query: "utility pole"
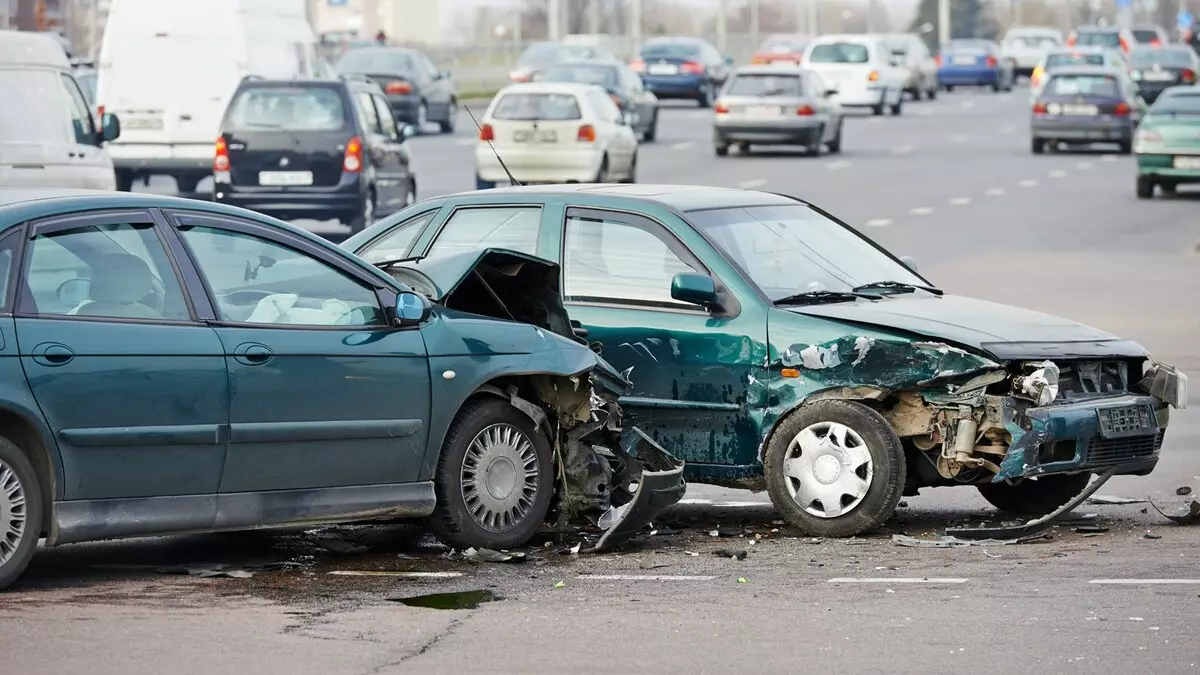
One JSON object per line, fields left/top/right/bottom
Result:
{"left": 806, "top": 0, "right": 818, "bottom": 34}
{"left": 548, "top": 0, "right": 560, "bottom": 40}
{"left": 716, "top": 0, "right": 727, "bottom": 52}
{"left": 749, "top": 0, "right": 759, "bottom": 45}
{"left": 630, "top": 0, "right": 641, "bottom": 53}
{"left": 938, "top": 0, "right": 951, "bottom": 45}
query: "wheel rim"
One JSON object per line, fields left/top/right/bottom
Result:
{"left": 783, "top": 422, "right": 873, "bottom": 518}
{"left": 460, "top": 423, "right": 540, "bottom": 533}
{"left": 0, "top": 460, "right": 27, "bottom": 566}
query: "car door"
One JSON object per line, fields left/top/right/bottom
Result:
{"left": 167, "top": 211, "right": 432, "bottom": 494}
{"left": 588, "top": 90, "right": 635, "bottom": 174}
{"left": 419, "top": 54, "right": 451, "bottom": 118}
{"left": 353, "top": 90, "right": 404, "bottom": 215}
{"left": 369, "top": 92, "right": 414, "bottom": 213}
{"left": 58, "top": 72, "right": 113, "bottom": 190}
{"left": 555, "top": 207, "right": 768, "bottom": 468}
{"left": 13, "top": 211, "right": 228, "bottom": 504}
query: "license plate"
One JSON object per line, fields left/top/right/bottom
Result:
{"left": 1096, "top": 405, "right": 1155, "bottom": 438}
{"left": 953, "top": 55, "right": 977, "bottom": 65}
{"left": 123, "top": 117, "right": 163, "bottom": 130}
{"left": 648, "top": 63, "right": 679, "bottom": 75}
{"left": 745, "top": 105, "right": 782, "bottom": 117}
{"left": 1174, "top": 156, "right": 1200, "bottom": 169}
{"left": 1144, "top": 71, "right": 1174, "bottom": 81}
{"left": 1062, "top": 104, "right": 1099, "bottom": 116}
{"left": 513, "top": 130, "right": 557, "bottom": 143}
{"left": 258, "top": 171, "right": 313, "bottom": 186}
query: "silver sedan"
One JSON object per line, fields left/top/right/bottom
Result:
{"left": 712, "top": 65, "right": 845, "bottom": 157}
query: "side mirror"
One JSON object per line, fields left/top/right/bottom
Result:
{"left": 401, "top": 124, "right": 417, "bottom": 139}
{"left": 394, "top": 290, "right": 431, "bottom": 326}
{"left": 570, "top": 319, "right": 589, "bottom": 338}
{"left": 57, "top": 277, "right": 90, "bottom": 307}
{"left": 899, "top": 256, "right": 919, "bottom": 273}
{"left": 670, "top": 272, "right": 719, "bottom": 308}
{"left": 100, "top": 112, "right": 120, "bottom": 143}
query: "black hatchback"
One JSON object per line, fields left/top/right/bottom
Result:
{"left": 213, "top": 76, "right": 418, "bottom": 233}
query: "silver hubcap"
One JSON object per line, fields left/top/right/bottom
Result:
{"left": 461, "top": 423, "right": 539, "bottom": 532}
{"left": 783, "top": 422, "right": 873, "bottom": 519}
{"left": 0, "top": 461, "right": 27, "bottom": 566}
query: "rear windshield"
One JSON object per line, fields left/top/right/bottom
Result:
{"left": 337, "top": 49, "right": 414, "bottom": 73}
{"left": 1046, "top": 52, "right": 1106, "bottom": 68}
{"left": 1132, "top": 29, "right": 1161, "bottom": 43}
{"left": 1153, "top": 92, "right": 1200, "bottom": 113}
{"left": 1074, "top": 31, "right": 1121, "bottom": 48}
{"left": 808, "top": 42, "right": 869, "bottom": 64}
{"left": 226, "top": 86, "right": 348, "bottom": 131}
{"left": 491, "top": 92, "right": 582, "bottom": 121}
{"left": 0, "top": 69, "right": 75, "bottom": 144}
{"left": 1131, "top": 49, "right": 1194, "bottom": 68}
{"left": 641, "top": 42, "right": 702, "bottom": 59}
{"left": 520, "top": 43, "right": 600, "bottom": 65}
{"left": 726, "top": 73, "right": 804, "bottom": 96}
{"left": 1045, "top": 74, "right": 1120, "bottom": 97}
{"left": 761, "top": 36, "right": 808, "bottom": 53}
{"left": 539, "top": 64, "right": 620, "bottom": 89}
{"left": 1006, "top": 35, "right": 1060, "bottom": 47}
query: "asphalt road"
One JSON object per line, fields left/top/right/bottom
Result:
{"left": 6, "top": 85, "right": 1199, "bottom": 675}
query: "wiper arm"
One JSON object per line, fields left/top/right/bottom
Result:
{"left": 851, "top": 280, "right": 943, "bottom": 296}
{"left": 372, "top": 256, "right": 418, "bottom": 269}
{"left": 773, "top": 290, "right": 866, "bottom": 306}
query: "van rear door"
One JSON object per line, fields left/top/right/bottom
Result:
{"left": 0, "top": 68, "right": 93, "bottom": 188}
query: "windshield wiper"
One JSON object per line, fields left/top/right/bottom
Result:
{"left": 372, "top": 256, "right": 418, "bottom": 269}
{"left": 850, "top": 280, "right": 943, "bottom": 296}
{"left": 773, "top": 290, "right": 866, "bottom": 306}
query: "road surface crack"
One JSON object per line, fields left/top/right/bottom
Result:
{"left": 364, "top": 613, "right": 472, "bottom": 674}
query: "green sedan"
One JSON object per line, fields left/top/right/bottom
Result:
{"left": 347, "top": 184, "right": 1188, "bottom": 539}
{"left": 1135, "top": 85, "right": 1200, "bottom": 197}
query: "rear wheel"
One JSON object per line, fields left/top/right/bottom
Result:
{"left": 908, "top": 87, "right": 921, "bottom": 101}
{"left": 871, "top": 100, "right": 885, "bottom": 116}
{"left": 1031, "top": 137, "right": 1045, "bottom": 154}
{"left": 805, "top": 126, "right": 824, "bottom": 157}
{"left": 0, "top": 436, "right": 43, "bottom": 591}
{"left": 1136, "top": 175, "right": 1155, "bottom": 199}
{"left": 621, "top": 151, "right": 637, "bottom": 183}
{"left": 115, "top": 170, "right": 134, "bottom": 192}
{"left": 976, "top": 473, "right": 1092, "bottom": 517}
{"left": 826, "top": 121, "right": 843, "bottom": 154}
{"left": 438, "top": 100, "right": 456, "bottom": 133}
{"left": 890, "top": 98, "right": 903, "bottom": 116}
{"left": 594, "top": 155, "right": 610, "bottom": 183}
{"left": 416, "top": 101, "right": 428, "bottom": 133}
{"left": 347, "top": 189, "right": 375, "bottom": 233}
{"left": 944, "top": 84, "right": 955, "bottom": 92}
{"left": 475, "top": 174, "right": 497, "bottom": 190}
{"left": 714, "top": 143, "right": 729, "bottom": 157}
{"left": 642, "top": 111, "right": 658, "bottom": 142}
{"left": 1118, "top": 139, "right": 1133, "bottom": 155}
{"left": 697, "top": 82, "right": 713, "bottom": 108}
{"left": 1161, "top": 182, "right": 1177, "bottom": 195}
{"left": 174, "top": 175, "right": 200, "bottom": 194}
{"left": 927, "top": 85, "right": 937, "bottom": 100}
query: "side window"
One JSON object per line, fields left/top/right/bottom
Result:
{"left": 355, "top": 91, "right": 382, "bottom": 134}
{"left": 372, "top": 95, "right": 399, "bottom": 139}
{"left": 563, "top": 212, "right": 700, "bottom": 308}
{"left": 22, "top": 221, "right": 189, "bottom": 320}
{"left": 357, "top": 210, "right": 438, "bottom": 263}
{"left": 177, "top": 222, "right": 385, "bottom": 327}
{"left": 0, "top": 233, "right": 20, "bottom": 313}
{"left": 60, "top": 74, "right": 96, "bottom": 144}
{"left": 427, "top": 207, "right": 541, "bottom": 257}
{"left": 590, "top": 90, "right": 619, "bottom": 122}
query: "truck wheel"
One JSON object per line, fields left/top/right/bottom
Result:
{"left": 976, "top": 473, "right": 1092, "bottom": 517}
{"left": 429, "top": 398, "right": 554, "bottom": 551}
{"left": 0, "top": 437, "right": 43, "bottom": 591}
{"left": 175, "top": 176, "right": 200, "bottom": 194}
{"left": 764, "top": 400, "right": 905, "bottom": 538}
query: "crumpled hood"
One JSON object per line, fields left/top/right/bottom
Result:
{"left": 788, "top": 294, "right": 1148, "bottom": 360}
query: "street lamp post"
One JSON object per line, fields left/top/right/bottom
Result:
{"left": 938, "top": 0, "right": 951, "bottom": 45}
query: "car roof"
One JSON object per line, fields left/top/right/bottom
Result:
{"left": 0, "top": 29, "right": 70, "bottom": 69}
{"left": 542, "top": 59, "right": 621, "bottom": 70}
{"left": 443, "top": 184, "right": 801, "bottom": 212}
{"left": 644, "top": 36, "right": 705, "bottom": 44}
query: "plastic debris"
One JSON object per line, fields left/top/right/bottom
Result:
{"left": 892, "top": 533, "right": 1051, "bottom": 548}
{"left": 569, "top": 542, "right": 582, "bottom": 555}
{"left": 312, "top": 538, "right": 371, "bottom": 554}
{"left": 463, "top": 547, "right": 526, "bottom": 563}
{"left": 736, "top": 577, "right": 749, "bottom": 584}
{"left": 1176, "top": 486, "right": 1193, "bottom": 496}
{"left": 328, "top": 571, "right": 463, "bottom": 578}
{"left": 1149, "top": 499, "right": 1200, "bottom": 525}
{"left": 1143, "top": 532, "right": 1162, "bottom": 540}
{"left": 393, "top": 590, "right": 496, "bottom": 609}
{"left": 553, "top": 580, "right": 566, "bottom": 588}
{"left": 983, "top": 550, "right": 1002, "bottom": 559}
{"left": 684, "top": 550, "right": 700, "bottom": 557}
{"left": 709, "top": 530, "right": 720, "bottom": 537}
{"left": 947, "top": 466, "right": 1116, "bottom": 539}
{"left": 801, "top": 537, "right": 824, "bottom": 544}
{"left": 1087, "top": 495, "right": 1148, "bottom": 505}
{"left": 713, "top": 548, "right": 748, "bottom": 560}
{"left": 1072, "top": 525, "right": 1110, "bottom": 534}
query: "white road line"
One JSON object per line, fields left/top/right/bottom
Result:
{"left": 949, "top": 197, "right": 972, "bottom": 205}
{"left": 909, "top": 206, "right": 935, "bottom": 215}
{"left": 1019, "top": 179, "right": 1038, "bottom": 188}
{"left": 951, "top": 134, "right": 969, "bottom": 143}
{"left": 892, "top": 144, "right": 914, "bottom": 154}
{"left": 830, "top": 578, "right": 969, "bottom": 584}
{"left": 865, "top": 218, "right": 893, "bottom": 227}
{"left": 1101, "top": 154, "right": 1118, "bottom": 161}
{"left": 1049, "top": 169, "right": 1068, "bottom": 178}
{"left": 577, "top": 574, "right": 718, "bottom": 581}
{"left": 1077, "top": 161, "right": 1094, "bottom": 169}
{"left": 1089, "top": 579, "right": 1200, "bottom": 585}
{"left": 985, "top": 188, "right": 1006, "bottom": 196}
{"left": 677, "top": 498, "right": 765, "bottom": 508}
{"left": 328, "top": 571, "right": 464, "bottom": 578}
{"left": 827, "top": 159, "right": 851, "bottom": 170}
{"left": 738, "top": 178, "right": 767, "bottom": 189}
{"left": 670, "top": 141, "right": 696, "bottom": 151}
{"left": 678, "top": 498, "right": 712, "bottom": 505}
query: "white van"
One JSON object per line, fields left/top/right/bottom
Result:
{"left": 96, "top": 0, "right": 319, "bottom": 193}
{"left": 802, "top": 34, "right": 906, "bottom": 116}
{"left": 0, "top": 30, "right": 120, "bottom": 189}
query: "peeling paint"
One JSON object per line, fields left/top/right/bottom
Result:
{"left": 852, "top": 336, "right": 874, "bottom": 365}
{"left": 799, "top": 343, "right": 841, "bottom": 369}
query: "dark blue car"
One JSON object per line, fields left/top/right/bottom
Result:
{"left": 632, "top": 36, "right": 732, "bottom": 107}
{"left": 937, "top": 39, "right": 1014, "bottom": 92}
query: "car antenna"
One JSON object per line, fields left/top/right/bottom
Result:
{"left": 462, "top": 103, "right": 522, "bottom": 187}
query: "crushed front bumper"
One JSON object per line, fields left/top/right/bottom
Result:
{"left": 591, "top": 427, "right": 685, "bottom": 551}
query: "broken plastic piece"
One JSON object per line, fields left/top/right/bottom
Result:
{"left": 463, "top": 547, "right": 526, "bottom": 563}
{"left": 1013, "top": 360, "right": 1060, "bottom": 405}
{"left": 586, "top": 427, "right": 685, "bottom": 552}
{"left": 891, "top": 533, "right": 1052, "bottom": 548}
{"left": 1149, "top": 499, "right": 1200, "bottom": 525}
{"left": 393, "top": 589, "right": 496, "bottom": 609}
{"left": 1176, "top": 486, "right": 1193, "bottom": 496}
{"left": 713, "top": 548, "right": 748, "bottom": 560}
{"left": 947, "top": 467, "right": 1116, "bottom": 540}
{"left": 1087, "top": 495, "right": 1148, "bottom": 505}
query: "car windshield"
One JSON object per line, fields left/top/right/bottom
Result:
{"left": 687, "top": 204, "right": 927, "bottom": 300}
{"left": 491, "top": 92, "right": 582, "bottom": 120}
{"left": 226, "top": 86, "right": 348, "bottom": 131}
{"left": 539, "top": 64, "right": 620, "bottom": 89}
{"left": 520, "top": 43, "right": 599, "bottom": 66}
{"left": 1132, "top": 29, "right": 1161, "bottom": 43}
{"left": 1152, "top": 92, "right": 1200, "bottom": 113}
{"left": 642, "top": 42, "right": 702, "bottom": 59}
{"left": 1074, "top": 31, "right": 1120, "bottom": 48}
{"left": 1131, "top": 49, "right": 1194, "bottom": 68}
{"left": 1046, "top": 52, "right": 1106, "bottom": 68}
{"left": 762, "top": 36, "right": 808, "bottom": 53}
{"left": 1045, "top": 74, "right": 1120, "bottom": 97}
{"left": 336, "top": 49, "right": 414, "bottom": 73}
{"left": 1006, "top": 35, "right": 1060, "bottom": 47}
{"left": 726, "top": 73, "right": 804, "bottom": 96}
{"left": 808, "top": 42, "right": 869, "bottom": 63}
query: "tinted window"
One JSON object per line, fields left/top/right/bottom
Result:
{"left": 1132, "top": 29, "right": 1160, "bottom": 43}
{"left": 1131, "top": 49, "right": 1195, "bottom": 68}
{"left": 428, "top": 207, "right": 541, "bottom": 257}
{"left": 371, "top": 94, "right": 398, "bottom": 139}
{"left": 1046, "top": 52, "right": 1106, "bottom": 68}
{"left": 357, "top": 211, "right": 438, "bottom": 263}
{"left": 563, "top": 213, "right": 699, "bottom": 307}
{"left": 1074, "top": 32, "right": 1121, "bottom": 48}
{"left": 227, "top": 86, "right": 347, "bottom": 131}
{"left": 539, "top": 64, "right": 620, "bottom": 89}
{"left": 0, "top": 69, "right": 75, "bottom": 143}
{"left": 726, "top": 73, "right": 804, "bottom": 96}
{"left": 1046, "top": 74, "right": 1120, "bottom": 97}
{"left": 0, "top": 233, "right": 19, "bottom": 312}
{"left": 337, "top": 49, "right": 415, "bottom": 73}
{"left": 808, "top": 42, "right": 869, "bottom": 64}
{"left": 642, "top": 41, "right": 702, "bottom": 59}
{"left": 491, "top": 93, "right": 582, "bottom": 121}
{"left": 1152, "top": 92, "right": 1200, "bottom": 113}
{"left": 179, "top": 224, "right": 384, "bottom": 327}
{"left": 355, "top": 91, "right": 382, "bottom": 133}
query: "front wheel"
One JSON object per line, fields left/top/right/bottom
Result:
{"left": 642, "top": 111, "right": 658, "bottom": 142}
{"left": 115, "top": 170, "right": 134, "bottom": 192}
{"left": 976, "top": 473, "right": 1092, "bottom": 517}
{"left": 621, "top": 151, "right": 637, "bottom": 183}
{"left": 926, "top": 85, "right": 937, "bottom": 100}
{"left": 890, "top": 98, "right": 903, "bottom": 116}
{"left": 1136, "top": 175, "right": 1155, "bottom": 199}
{"left": 429, "top": 399, "right": 555, "bottom": 551}
{"left": 346, "top": 189, "right": 375, "bottom": 232}
{"left": 593, "top": 155, "right": 610, "bottom": 183}
{"left": 826, "top": 121, "right": 843, "bottom": 154}
{"left": 764, "top": 400, "right": 905, "bottom": 538}
{"left": 0, "top": 437, "right": 43, "bottom": 591}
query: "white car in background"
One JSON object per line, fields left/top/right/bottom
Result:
{"left": 475, "top": 82, "right": 639, "bottom": 188}
{"left": 802, "top": 34, "right": 906, "bottom": 116}
{"left": 1002, "top": 27, "right": 1064, "bottom": 78}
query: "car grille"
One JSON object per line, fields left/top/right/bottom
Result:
{"left": 1086, "top": 429, "right": 1165, "bottom": 466}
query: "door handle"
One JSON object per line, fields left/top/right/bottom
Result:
{"left": 233, "top": 342, "right": 273, "bottom": 366}
{"left": 31, "top": 342, "right": 75, "bottom": 366}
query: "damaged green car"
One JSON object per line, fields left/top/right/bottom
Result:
{"left": 346, "top": 184, "right": 1188, "bottom": 537}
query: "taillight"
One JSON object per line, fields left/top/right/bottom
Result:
{"left": 509, "top": 69, "right": 532, "bottom": 82}
{"left": 97, "top": 104, "right": 106, "bottom": 118}
{"left": 343, "top": 136, "right": 363, "bottom": 172}
{"left": 385, "top": 80, "right": 412, "bottom": 94}
{"left": 1184, "top": 69, "right": 1197, "bottom": 83}
{"left": 1033, "top": 101, "right": 1048, "bottom": 114}
{"left": 213, "top": 136, "right": 230, "bottom": 172}
{"left": 1031, "top": 70, "right": 1042, "bottom": 87}
{"left": 796, "top": 104, "right": 814, "bottom": 116}
{"left": 681, "top": 61, "right": 705, "bottom": 74}
{"left": 479, "top": 123, "right": 494, "bottom": 141}
{"left": 1150, "top": 39, "right": 1161, "bottom": 46}
{"left": 751, "top": 54, "right": 767, "bottom": 64}
{"left": 1113, "top": 102, "right": 1131, "bottom": 116}
{"left": 630, "top": 59, "right": 646, "bottom": 72}
{"left": 1119, "top": 38, "right": 1130, "bottom": 52}
{"left": 985, "top": 56, "right": 998, "bottom": 67}
{"left": 868, "top": 70, "right": 880, "bottom": 81}
{"left": 713, "top": 101, "right": 729, "bottom": 114}
{"left": 1066, "top": 35, "right": 1077, "bottom": 46}
{"left": 577, "top": 124, "right": 596, "bottom": 142}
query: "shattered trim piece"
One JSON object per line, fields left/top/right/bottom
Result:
{"left": 327, "top": 571, "right": 464, "bottom": 578}
{"left": 946, "top": 466, "right": 1117, "bottom": 540}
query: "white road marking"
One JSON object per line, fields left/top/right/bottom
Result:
{"left": 1049, "top": 169, "right": 1068, "bottom": 178}
{"left": 577, "top": 574, "right": 718, "bottom": 581}
{"left": 670, "top": 141, "right": 696, "bottom": 151}
{"left": 949, "top": 197, "right": 972, "bottom": 205}
{"left": 1089, "top": 579, "right": 1200, "bottom": 585}
{"left": 677, "top": 498, "right": 765, "bottom": 508}
{"left": 678, "top": 498, "right": 712, "bottom": 505}
{"left": 909, "top": 206, "right": 935, "bottom": 215}
{"left": 738, "top": 178, "right": 767, "bottom": 189}
{"left": 1019, "top": 179, "right": 1038, "bottom": 188}
{"left": 1077, "top": 161, "right": 1094, "bottom": 169}
{"left": 892, "top": 144, "right": 914, "bottom": 154}
{"left": 827, "top": 159, "right": 852, "bottom": 170}
{"left": 985, "top": 188, "right": 1005, "bottom": 196}
{"left": 328, "top": 571, "right": 464, "bottom": 578}
{"left": 951, "top": 134, "right": 969, "bottom": 143}
{"left": 865, "top": 218, "right": 893, "bottom": 227}
{"left": 830, "top": 578, "right": 969, "bottom": 584}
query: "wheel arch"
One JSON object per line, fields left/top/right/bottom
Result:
{"left": 757, "top": 386, "right": 891, "bottom": 464}
{"left": 0, "top": 404, "right": 60, "bottom": 541}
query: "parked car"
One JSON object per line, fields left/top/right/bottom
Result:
{"left": 509, "top": 42, "right": 620, "bottom": 83}
{"left": 1030, "top": 46, "right": 1127, "bottom": 95}
{"left": 1134, "top": 86, "right": 1200, "bottom": 197}
{"left": 346, "top": 184, "right": 1187, "bottom": 538}
{"left": 937, "top": 39, "right": 1014, "bottom": 92}
{"left": 535, "top": 60, "right": 660, "bottom": 142}
{"left": 750, "top": 34, "right": 812, "bottom": 66}
{"left": 712, "top": 64, "right": 844, "bottom": 157}
{"left": 335, "top": 46, "right": 458, "bottom": 134}
{"left": 474, "top": 82, "right": 639, "bottom": 188}
{"left": 0, "top": 188, "right": 685, "bottom": 590}
{"left": 1030, "top": 65, "right": 1144, "bottom": 154}
{"left": 802, "top": 34, "right": 905, "bottom": 116}
{"left": 1128, "top": 46, "right": 1200, "bottom": 103}
{"left": 632, "top": 36, "right": 733, "bottom": 108}
{"left": 212, "top": 75, "right": 418, "bottom": 232}
{"left": 882, "top": 33, "right": 938, "bottom": 100}
{"left": 0, "top": 31, "right": 121, "bottom": 190}
{"left": 1001, "top": 26, "right": 1064, "bottom": 78}
{"left": 1067, "top": 26, "right": 1136, "bottom": 54}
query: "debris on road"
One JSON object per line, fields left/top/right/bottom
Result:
{"left": 463, "top": 547, "right": 527, "bottom": 563}
{"left": 1142, "top": 532, "right": 1162, "bottom": 540}
{"left": 1086, "top": 495, "right": 1148, "bottom": 505}
{"left": 554, "top": 580, "right": 566, "bottom": 588}
{"left": 312, "top": 538, "right": 371, "bottom": 554}
{"left": 1072, "top": 525, "right": 1110, "bottom": 534}
{"left": 947, "top": 467, "right": 1116, "bottom": 540}
{"left": 892, "top": 533, "right": 1051, "bottom": 548}
{"left": 328, "top": 571, "right": 464, "bottom": 578}
{"left": 638, "top": 553, "right": 670, "bottom": 570}
{"left": 736, "top": 577, "right": 749, "bottom": 584}
{"left": 1149, "top": 499, "right": 1200, "bottom": 525}
{"left": 1176, "top": 486, "right": 1193, "bottom": 496}
{"left": 393, "top": 590, "right": 497, "bottom": 609}
{"left": 713, "top": 548, "right": 748, "bottom": 560}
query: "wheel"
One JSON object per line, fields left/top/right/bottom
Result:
{"left": 115, "top": 170, "right": 134, "bottom": 192}
{"left": 945, "top": 84, "right": 955, "bottom": 92}
{"left": 696, "top": 82, "right": 713, "bottom": 108}
{"left": 174, "top": 175, "right": 200, "bottom": 194}
{"left": 1161, "top": 182, "right": 1177, "bottom": 195}
{"left": 0, "top": 436, "right": 44, "bottom": 591}
{"left": 871, "top": 100, "right": 885, "bottom": 116}
{"left": 1031, "top": 137, "right": 1045, "bottom": 154}
{"left": 890, "top": 98, "right": 903, "bottom": 116}
{"left": 1118, "top": 140, "right": 1132, "bottom": 155}
{"left": 346, "top": 189, "right": 375, "bottom": 232}
{"left": 428, "top": 398, "right": 555, "bottom": 551}
{"left": 927, "top": 86, "right": 937, "bottom": 100}
{"left": 1136, "top": 175, "right": 1155, "bottom": 199}
{"left": 805, "top": 127, "right": 824, "bottom": 157}
{"left": 976, "top": 473, "right": 1092, "bottom": 517}
{"left": 737, "top": 141, "right": 751, "bottom": 155}
{"left": 908, "top": 87, "right": 921, "bottom": 101}
{"left": 416, "top": 101, "right": 428, "bottom": 132}
{"left": 621, "top": 151, "right": 637, "bottom": 183}
{"left": 438, "top": 99, "right": 456, "bottom": 133}
{"left": 593, "top": 155, "right": 610, "bottom": 182}
{"left": 642, "top": 111, "right": 658, "bottom": 142}
{"left": 826, "top": 121, "right": 843, "bottom": 154}
{"left": 402, "top": 180, "right": 415, "bottom": 207}
{"left": 992, "top": 80, "right": 1001, "bottom": 92}
{"left": 764, "top": 400, "right": 905, "bottom": 537}
{"left": 714, "top": 143, "right": 729, "bottom": 157}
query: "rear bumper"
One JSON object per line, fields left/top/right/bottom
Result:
{"left": 713, "top": 119, "right": 822, "bottom": 145}
{"left": 1032, "top": 117, "right": 1133, "bottom": 142}
{"left": 475, "top": 144, "right": 602, "bottom": 183}
{"left": 831, "top": 83, "right": 887, "bottom": 108}
{"left": 938, "top": 68, "right": 999, "bottom": 85}
{"left": 1137, "top": 153, "right": 1200, "bottom": 180}
{"left": 109, "top": 144, "right": 212, "bottom": 175}
{"left": 213, "top": 175, "right": 365, "bottom": 221}
{"left": 640, "top": 74, "right": 707, "bottom": 98}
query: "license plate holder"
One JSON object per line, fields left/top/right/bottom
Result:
{"left": 1143, "top": 71, "right": 1174, "bottom": 81}
{"left": 258, "top": 170, "right": 314, "bottom": 186}
{"left": 1174, "top": 156, "right": 1200, "bottom": 169}
{"left": 746, "top": 105, "right": 782, "bottom": 117}
{"left": 1062, "top": 104, "right": 1099, "bottom": 116}
{"left": 648, "top": 63, "right": 679, "bottom": 75}
{"left": 1096, "top": 405, "right": 1156, "bottom": 439}
{"left": 123, "top": 117, "right": 164, "bottom": 130}
{"left": 953, "top": 56, "right": 977, "bottom": 65}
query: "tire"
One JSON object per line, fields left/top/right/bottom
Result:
{"left": 416, "top": 101, "right": 428, "bottom": 133}
{"left": 593, "top": 155, "right": 610, "bottom": 183}
{"left": 890, "top": 98, "right": 903, "bottom": 116}
{"left": 1161, "top": 182, "right": 1177, "bottom": 195}
{"left": 714, "top": 143, "right": 729, "bottom": 157}
{"left": 428, "top": 398, "right": 555, "bottom": 551}
{"left": 1031, "top": 137, "right": 1045, "bottom": 154}
{"left": 642, "top": 111, "right": 658, "bottom": 142}
{"left": 908, "top": 87, "right": 921, "bottom": 101}
{"left": 976, "top": 473, "right": 1092, "bottom": 517}
{"left": 927, "top": 86, "right": 937, "bottom": 100}
{"left": 438, "top": 99, "right": 456, "bottom": 133}
{"left": 696, "top": 82, "right": 713, "bottom": 108}
{"left": 1118, "top": 140, "right": 1133, "bottom": 155}
{"left": 346, "top": 189, "right": 375, "bottom": 233}
{"left": 0, "top": 436, "right": 44, "bottom": 591}
{"left": 402, "top": 180, "right": 416, "bottom": 207}
{"left": 871, "top": 101, "right": 885, "bottom": 116}
{"left": 174, "top": 175, "right": 200, "bottom": 194}
{"left": 992, "top": 80, "right": 1001, "bottom": 92}
{"left": 826, "top": 121, "right": 843, "bottom": 154}
{"left": 945, "top": 84, "right": 955, "bottom": 92}
{"left": 115, "top": 170, "right": 134, "bottom": 192}
{"left": 764, "top": 400, "right": 905, "bottom": 538}
{"left": 1136, "top": 175, "right": 1155, "bottom": 199}
{"left": 621, "top": 151, "right": 637, "bottom": 183}
{"left": 805, "top": 127, "right": 824, "bottom": 157}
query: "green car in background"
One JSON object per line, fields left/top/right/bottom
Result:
{"left": 1135, "top": 85, "right": 1200, "bottom": 197}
